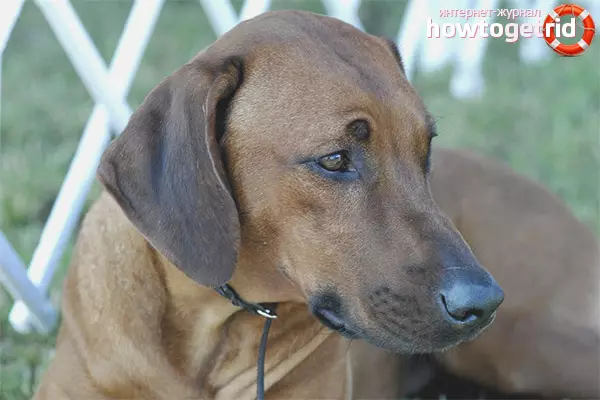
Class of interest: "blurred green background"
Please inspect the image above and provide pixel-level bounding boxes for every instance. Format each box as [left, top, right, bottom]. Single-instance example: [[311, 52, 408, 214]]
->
[[0, 1, 598, 398]]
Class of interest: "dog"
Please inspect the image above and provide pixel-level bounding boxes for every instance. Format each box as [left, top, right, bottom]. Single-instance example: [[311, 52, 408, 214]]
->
[[34, 10, 504, 399], [33, 10, 598, 399]]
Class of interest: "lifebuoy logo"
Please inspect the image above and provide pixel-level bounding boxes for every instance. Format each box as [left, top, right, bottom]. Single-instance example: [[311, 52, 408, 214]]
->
[[543, 4, 596, 56]]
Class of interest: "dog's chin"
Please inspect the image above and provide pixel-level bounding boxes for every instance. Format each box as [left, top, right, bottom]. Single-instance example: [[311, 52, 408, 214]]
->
[[312, 309, 496, 354], [357, 329, 466, 355], [361, 312, 497, 354], [311, 313, 489, 353], [311, 309, 458, 352]]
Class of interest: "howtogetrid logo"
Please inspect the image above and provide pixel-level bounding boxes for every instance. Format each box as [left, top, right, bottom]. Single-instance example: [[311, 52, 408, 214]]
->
[[543, 3, 596, 56]]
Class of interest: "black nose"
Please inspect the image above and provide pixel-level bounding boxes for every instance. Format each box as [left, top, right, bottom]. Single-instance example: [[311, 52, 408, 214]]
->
[[440, 275, 504, 326]]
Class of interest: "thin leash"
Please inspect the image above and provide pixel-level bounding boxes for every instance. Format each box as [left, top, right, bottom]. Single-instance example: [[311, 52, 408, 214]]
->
[[215, 284, 278, 400]]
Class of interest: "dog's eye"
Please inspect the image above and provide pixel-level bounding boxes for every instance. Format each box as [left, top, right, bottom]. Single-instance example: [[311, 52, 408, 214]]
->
[[317, 152, 354, 172], [306, 150, 360, 181]]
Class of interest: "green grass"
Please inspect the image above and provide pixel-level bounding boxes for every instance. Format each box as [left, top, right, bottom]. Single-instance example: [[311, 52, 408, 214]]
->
[[0, 1, 598, 398]]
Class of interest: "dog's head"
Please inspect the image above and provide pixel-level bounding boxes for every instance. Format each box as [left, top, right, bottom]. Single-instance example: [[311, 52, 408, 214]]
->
[[98, 11, 503, 353]]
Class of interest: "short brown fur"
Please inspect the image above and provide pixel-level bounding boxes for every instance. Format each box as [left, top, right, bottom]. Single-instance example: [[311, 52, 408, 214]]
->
[[34, 10, 598, 399]]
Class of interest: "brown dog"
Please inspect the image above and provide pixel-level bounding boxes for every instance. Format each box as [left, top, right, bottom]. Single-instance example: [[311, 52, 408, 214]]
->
[[34, 10, 506, 399]]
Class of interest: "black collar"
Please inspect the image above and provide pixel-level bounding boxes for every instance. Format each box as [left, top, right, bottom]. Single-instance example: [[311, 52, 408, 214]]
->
[[214, 284, 278, 319], [214, 283, 278, 400]]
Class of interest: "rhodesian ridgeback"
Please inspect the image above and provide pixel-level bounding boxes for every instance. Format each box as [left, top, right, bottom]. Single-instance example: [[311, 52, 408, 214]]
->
[[34, 10, 598, 399]]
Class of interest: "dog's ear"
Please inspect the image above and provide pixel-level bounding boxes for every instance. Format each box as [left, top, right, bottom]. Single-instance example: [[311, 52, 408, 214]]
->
[[380, 37, 405, 74], [97, 56, 243, 287]]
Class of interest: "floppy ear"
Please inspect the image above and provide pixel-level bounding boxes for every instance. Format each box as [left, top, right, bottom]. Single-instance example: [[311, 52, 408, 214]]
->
[[97, 56, 243, 287]]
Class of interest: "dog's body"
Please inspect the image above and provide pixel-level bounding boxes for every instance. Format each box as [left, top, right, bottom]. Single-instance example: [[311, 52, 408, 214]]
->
[[35, 10, 598, 399], [36, 148, 600, 399], [430, 150, 600, 398]]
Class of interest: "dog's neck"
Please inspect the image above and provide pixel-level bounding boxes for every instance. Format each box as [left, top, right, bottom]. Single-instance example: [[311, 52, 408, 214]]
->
[[157, 254, 344, 399], [227, 245, 308, 305]]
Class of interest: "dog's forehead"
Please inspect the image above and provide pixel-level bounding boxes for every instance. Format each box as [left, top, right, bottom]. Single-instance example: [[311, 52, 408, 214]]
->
[[220, 11, 429, 155], [213, 10, 407, 95]]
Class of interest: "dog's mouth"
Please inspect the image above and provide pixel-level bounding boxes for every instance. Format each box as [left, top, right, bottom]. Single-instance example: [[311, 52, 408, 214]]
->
[[309, 290, 498, 352], [312, 307, 359, 339]]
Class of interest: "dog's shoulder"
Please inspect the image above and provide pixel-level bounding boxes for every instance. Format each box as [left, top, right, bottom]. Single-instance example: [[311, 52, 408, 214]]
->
[[43, 192, 177, 398], [63, 191, 167, 326], [81, 191, 142, 244], [72, 191, 152, 269]]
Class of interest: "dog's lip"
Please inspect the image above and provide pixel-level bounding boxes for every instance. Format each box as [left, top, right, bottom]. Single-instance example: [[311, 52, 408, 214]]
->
[[479, 310, 497, 330], [453, 311, 497, 344], [316, 308, 345, 329], [313, 307, 359, 338]]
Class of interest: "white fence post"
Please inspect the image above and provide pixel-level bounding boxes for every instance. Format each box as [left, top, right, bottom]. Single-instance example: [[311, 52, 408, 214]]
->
[[0, 234, 57, 334], [8, 0, 164, 333], [397, 0, 428, 81], [198, 0, 239, 36], [0, 0, 25, 148], [0, 0, 59, 333], [449, 0, 500, 99], [0, 0, 24, 52], [518, 0, 555, 64], [419, 0, 467, 75], [34, 0, 132, 133], [239, 0, 272, 21], [322, 0, 364, 30]]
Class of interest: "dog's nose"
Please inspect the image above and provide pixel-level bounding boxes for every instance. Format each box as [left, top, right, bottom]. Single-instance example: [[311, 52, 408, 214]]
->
[[439, 273, 504, 326]]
